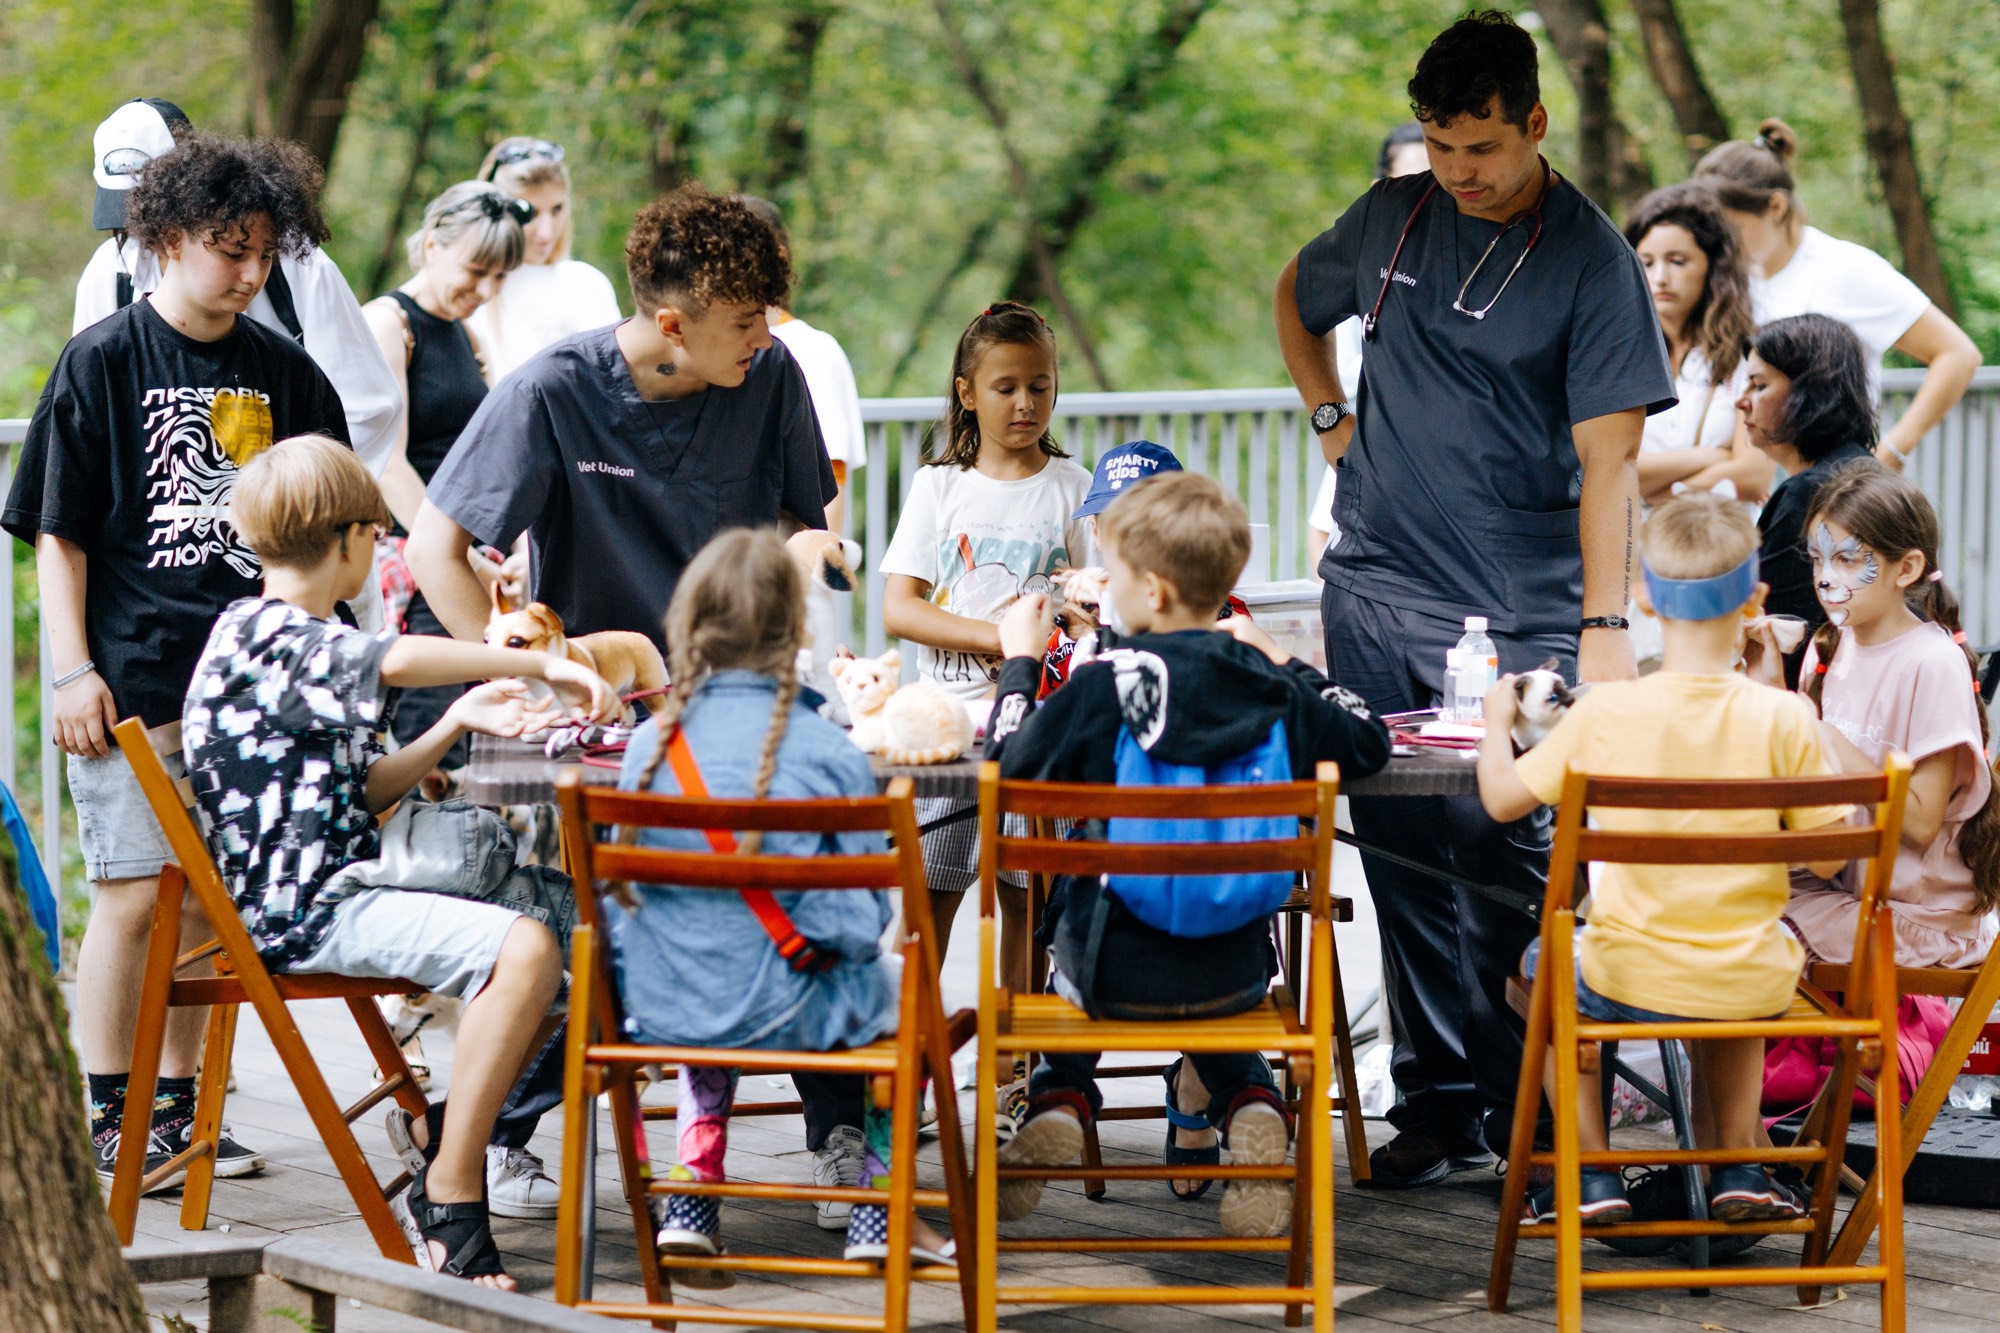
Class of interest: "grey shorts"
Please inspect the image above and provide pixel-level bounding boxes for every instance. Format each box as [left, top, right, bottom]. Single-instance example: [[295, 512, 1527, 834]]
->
[[69, 742, 182, 883], [292, 887, 562, 1011]]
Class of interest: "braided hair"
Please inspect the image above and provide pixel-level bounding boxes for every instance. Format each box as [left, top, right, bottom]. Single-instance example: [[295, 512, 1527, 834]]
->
[[1802, 466, 2000, 915], [617, 528, 808, 906]]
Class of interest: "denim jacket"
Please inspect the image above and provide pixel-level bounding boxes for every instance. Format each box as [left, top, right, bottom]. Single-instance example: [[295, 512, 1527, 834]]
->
[[607, 671, 898, 1050]]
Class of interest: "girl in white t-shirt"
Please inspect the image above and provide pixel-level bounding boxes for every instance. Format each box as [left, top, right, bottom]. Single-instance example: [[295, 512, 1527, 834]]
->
[[465, 137, 623, 385], [1693, 118, 1980, 471], [881, 301, 1090, 997]]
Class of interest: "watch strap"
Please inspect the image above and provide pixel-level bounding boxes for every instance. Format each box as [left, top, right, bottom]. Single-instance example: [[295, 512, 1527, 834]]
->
[[1580, 616, 1631, 632]]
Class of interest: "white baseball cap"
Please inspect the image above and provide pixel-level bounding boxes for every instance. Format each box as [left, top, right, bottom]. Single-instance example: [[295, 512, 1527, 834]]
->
[[91, 98, 192, 231]]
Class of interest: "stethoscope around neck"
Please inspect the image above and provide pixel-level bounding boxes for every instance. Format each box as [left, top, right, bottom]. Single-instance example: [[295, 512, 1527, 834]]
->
[[1361, 155, 1554, 341]]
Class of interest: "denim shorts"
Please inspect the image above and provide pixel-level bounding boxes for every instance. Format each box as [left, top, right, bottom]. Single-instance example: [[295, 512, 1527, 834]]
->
[[68, 739, 183, 883], [1520, 934, 1695, 1024], [291, 886, 562, 1012]]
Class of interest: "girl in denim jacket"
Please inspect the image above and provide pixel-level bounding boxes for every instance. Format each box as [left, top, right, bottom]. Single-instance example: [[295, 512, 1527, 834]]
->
[[610, 527, 953, 1274]]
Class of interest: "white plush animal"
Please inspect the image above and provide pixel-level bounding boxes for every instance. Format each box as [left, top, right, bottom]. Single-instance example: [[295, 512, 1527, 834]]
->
[[1510, 658, 1581, 751], [828, 649, 974, 765]]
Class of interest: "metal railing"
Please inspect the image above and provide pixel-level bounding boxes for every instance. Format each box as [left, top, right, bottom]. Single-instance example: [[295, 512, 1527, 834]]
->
[[4, 365, 1996, 902]]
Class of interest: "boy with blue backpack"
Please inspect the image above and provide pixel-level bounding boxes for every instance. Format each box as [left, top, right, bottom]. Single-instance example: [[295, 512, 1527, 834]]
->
[[985, 471, 1390, 1236]]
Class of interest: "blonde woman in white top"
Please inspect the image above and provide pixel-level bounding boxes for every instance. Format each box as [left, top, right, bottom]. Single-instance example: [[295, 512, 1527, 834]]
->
[[465, 137, 622, 384], [1693, 118, 1980, 470]]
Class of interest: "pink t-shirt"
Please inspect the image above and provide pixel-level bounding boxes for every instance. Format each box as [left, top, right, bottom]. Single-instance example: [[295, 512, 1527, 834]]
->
[[1806, 621, 1991, 938]]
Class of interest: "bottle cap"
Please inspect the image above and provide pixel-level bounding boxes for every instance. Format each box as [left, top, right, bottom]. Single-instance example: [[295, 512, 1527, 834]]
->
[[1445, 648, 1466, 668], [1464, 616, 1488, 633]]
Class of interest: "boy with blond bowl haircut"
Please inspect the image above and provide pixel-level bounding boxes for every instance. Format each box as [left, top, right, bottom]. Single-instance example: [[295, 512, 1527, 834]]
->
[[984, 472, 1390, 1236], [184, 436, 617, 1289], [1478, 492, 1851, 1225]]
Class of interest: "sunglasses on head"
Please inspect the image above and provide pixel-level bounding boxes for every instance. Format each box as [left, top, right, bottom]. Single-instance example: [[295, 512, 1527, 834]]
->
[[447, 193, 536, 226], [488, 139, 565, 173]]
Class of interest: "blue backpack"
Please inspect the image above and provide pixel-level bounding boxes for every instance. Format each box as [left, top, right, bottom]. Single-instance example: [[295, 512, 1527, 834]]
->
[[1105, 719, 1296, 938]]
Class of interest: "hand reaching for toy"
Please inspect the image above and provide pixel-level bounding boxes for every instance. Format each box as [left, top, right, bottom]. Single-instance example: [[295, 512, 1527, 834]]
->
[[999, 593, 1057, 660], [1217, 614, 1288, 665], [1482, 674, 1520, 732], [541, 657, 620, 722], [498, 549, 530, 603], [449, 679, 567, 738]]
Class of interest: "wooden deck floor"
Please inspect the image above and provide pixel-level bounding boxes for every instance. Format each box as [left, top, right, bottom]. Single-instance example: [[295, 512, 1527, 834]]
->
[[105, 904, 2000, 1333]]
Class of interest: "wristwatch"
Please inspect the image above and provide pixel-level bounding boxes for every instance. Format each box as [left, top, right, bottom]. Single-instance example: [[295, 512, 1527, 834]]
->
[[1311, 401, 1352, 434], [1580, 616, 1631, 632]]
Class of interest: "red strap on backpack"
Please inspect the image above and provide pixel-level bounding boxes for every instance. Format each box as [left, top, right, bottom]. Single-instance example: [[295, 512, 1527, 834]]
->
[[661, 729, 833, 974]]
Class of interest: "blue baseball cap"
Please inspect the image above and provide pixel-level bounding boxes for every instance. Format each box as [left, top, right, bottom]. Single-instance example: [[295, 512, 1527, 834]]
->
[[1074, 440, 1182, 519]]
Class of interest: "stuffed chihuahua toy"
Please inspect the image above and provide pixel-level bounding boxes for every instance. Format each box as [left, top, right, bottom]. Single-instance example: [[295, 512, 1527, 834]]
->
[[482, 583, 668, 720]]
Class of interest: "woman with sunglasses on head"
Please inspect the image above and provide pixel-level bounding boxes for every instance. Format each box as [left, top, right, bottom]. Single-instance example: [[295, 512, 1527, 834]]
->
[[466, 137, 623, 386], [1693, 120, 1980, 472], [362, 181, 526, 757]]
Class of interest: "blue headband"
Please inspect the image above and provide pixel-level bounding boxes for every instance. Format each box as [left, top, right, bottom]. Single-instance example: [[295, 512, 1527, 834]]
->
[[1642, 551, 1760, 620]]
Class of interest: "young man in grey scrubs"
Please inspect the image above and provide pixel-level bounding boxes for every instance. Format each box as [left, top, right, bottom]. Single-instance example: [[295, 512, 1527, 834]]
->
[[1274, 11, 1674, 1188]]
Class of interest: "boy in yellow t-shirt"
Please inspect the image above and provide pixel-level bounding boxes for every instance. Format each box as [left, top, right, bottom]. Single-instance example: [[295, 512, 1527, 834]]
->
[[1478, 492, 1851, 1227]]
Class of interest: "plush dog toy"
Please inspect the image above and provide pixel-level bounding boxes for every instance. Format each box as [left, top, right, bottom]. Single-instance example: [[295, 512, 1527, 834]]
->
[[1510, 658, 1579, 751], [787, 529, 866, 721], [483, 583, 668, 719], [828, 648, 973, 765]]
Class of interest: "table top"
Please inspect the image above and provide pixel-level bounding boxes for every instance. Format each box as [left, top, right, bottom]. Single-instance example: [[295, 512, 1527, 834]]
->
[[461, 732, 1474, 807]]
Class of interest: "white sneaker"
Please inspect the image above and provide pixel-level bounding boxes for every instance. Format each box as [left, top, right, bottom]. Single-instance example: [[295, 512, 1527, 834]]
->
[[811, 1125, 869, 1230], [486, 1145, 560, 1219]]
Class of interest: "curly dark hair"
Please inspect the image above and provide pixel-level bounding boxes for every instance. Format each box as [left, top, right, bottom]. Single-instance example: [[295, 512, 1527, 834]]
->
[[124, 131, 329, 259], [1749, 314, 1878, 462], [1408, 10, 1540, 131], [625, 183, 792, 316]]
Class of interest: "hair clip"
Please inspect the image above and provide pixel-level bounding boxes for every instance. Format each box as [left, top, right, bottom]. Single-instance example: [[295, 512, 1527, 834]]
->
[[1814, 661, 1829, 675], [1929, 569, 1945, 583], [1954, 630, 1968, 644], [982, 300, 1046, 324]]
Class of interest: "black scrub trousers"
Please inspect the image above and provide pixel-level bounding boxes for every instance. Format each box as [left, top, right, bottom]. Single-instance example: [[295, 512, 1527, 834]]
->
[[1323, 582, 1573, 1153]]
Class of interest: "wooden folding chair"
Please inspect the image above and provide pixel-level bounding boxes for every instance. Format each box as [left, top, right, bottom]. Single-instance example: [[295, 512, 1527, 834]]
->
[[106, 717, 432, 1260], [1487, 758, 1913, 1331], [552, 770, 976, 1332], [1797, 930, 2000, 1282], [973, 760, 1342, 1333]]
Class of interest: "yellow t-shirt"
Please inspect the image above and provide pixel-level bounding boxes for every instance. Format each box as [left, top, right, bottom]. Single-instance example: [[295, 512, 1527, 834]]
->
[[1514, 673, 1850, 1019]]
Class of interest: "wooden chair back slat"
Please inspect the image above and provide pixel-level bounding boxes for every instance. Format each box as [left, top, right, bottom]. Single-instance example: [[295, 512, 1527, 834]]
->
[[590, 845, 905, 890], [1580, 772, 1890, 808], [1575, 827, 1887, 866], [572, 786, 902, 833], [994, 779, 1320, 819], [995, 836, 1318, 877]]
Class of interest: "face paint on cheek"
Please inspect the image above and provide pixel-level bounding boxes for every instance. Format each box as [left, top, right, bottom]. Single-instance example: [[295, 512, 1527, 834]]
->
[[1810, 522, 1879, 626]]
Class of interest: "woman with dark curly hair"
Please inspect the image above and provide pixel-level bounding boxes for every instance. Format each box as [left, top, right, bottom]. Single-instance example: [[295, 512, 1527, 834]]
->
[[5, 129, 350, 1195]]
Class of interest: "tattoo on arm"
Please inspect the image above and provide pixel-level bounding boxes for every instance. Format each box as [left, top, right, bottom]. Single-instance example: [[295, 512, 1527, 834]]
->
[[1622, 498, 1634, 606]]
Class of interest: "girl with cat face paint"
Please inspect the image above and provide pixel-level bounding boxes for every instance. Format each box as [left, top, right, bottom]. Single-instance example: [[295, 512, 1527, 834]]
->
[[1789, 466, 2000, 970]]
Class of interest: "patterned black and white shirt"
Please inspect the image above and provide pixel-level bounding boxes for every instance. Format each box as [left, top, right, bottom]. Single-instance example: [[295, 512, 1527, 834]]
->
[[183, 597, 395, 966]]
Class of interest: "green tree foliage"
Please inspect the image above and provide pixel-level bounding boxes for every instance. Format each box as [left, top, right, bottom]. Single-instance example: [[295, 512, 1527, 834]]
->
[[2, 0, 1996, 413]]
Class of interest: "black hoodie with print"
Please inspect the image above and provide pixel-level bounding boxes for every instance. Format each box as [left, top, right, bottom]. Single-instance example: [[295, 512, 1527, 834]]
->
[[987, 628, 1390, 1017]]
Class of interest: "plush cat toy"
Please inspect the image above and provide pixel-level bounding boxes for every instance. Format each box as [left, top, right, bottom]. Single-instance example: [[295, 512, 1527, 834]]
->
[[828, 649, 974, 765]]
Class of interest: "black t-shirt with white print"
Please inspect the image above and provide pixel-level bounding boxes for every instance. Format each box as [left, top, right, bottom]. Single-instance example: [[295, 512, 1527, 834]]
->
[[4, 300, 351, 727]]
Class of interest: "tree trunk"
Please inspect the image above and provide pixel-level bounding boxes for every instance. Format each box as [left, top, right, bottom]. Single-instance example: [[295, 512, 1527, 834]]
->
[[0, 849, 147, 1331], [1534, 0, 1615, 210], [1628, 0, 1731, 165], [1837, 0, 1956, 316], [746, 1, 834, 206], [249, 0, 384, 169], [997, 0, 1213, 309]]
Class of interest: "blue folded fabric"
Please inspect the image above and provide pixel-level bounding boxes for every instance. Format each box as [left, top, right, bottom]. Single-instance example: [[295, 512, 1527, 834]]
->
[[1, 781, 59, 973]]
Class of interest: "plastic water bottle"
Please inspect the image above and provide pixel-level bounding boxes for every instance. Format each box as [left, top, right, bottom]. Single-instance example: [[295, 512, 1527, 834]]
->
[[1442, 649, 1466, 722], [1450, 617, 1497, 721]]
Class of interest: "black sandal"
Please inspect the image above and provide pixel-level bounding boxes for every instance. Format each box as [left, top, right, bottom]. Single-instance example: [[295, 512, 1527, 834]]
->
[[1162, 1058, 1219, 1202], [392, 1167, 508, 1281]]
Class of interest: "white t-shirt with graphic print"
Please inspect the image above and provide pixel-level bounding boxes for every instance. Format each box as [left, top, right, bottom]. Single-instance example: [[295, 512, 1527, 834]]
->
[[880, 457, 1092, 703]]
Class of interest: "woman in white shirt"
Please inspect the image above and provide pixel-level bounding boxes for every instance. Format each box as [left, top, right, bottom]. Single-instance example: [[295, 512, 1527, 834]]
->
[[465, 137, 623, 384], [1693, 118, 1980, 471], [1622, 184, 1768, 510]]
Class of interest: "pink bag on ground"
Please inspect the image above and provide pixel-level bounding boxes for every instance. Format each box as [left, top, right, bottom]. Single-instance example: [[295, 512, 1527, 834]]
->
[[1760, 992, 1954, 1121]]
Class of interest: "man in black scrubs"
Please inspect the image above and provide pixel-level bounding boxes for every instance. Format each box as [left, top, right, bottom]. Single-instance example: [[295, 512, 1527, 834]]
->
[[1274, 11, 1674, 1187]]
